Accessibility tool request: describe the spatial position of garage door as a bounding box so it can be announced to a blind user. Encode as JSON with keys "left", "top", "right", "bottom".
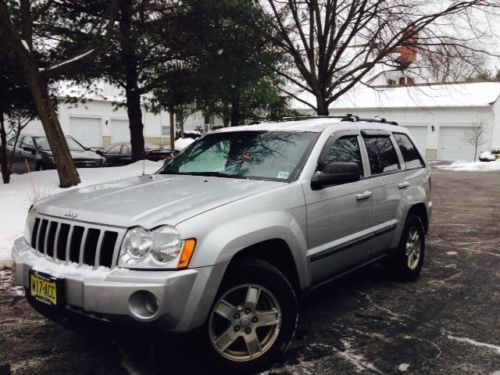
{"left": 405, "top": 126, "right": 428, "bottom": 156}
{"left": 111, "top": 119, "right": 130, "bottom": 143}
{"left": 438, "top": 126, "right": 476, "bottom": 161}
{"left": 69, "top": 117, "right": 102, "bottom": 147}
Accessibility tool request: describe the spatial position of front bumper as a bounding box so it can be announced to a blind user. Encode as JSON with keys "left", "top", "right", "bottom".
{"left": 12, "top": 237, "right": 225, "bottom": 332}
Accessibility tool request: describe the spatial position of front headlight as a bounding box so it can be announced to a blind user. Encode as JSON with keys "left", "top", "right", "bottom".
{"left": 24, "top": 206, "right": 36, "bottom": 244}
{"left": 118, "top": 225, "right": 196, "bottom": 269}
{"left": 151, "top": 226, "right": 183, "bottom": 262}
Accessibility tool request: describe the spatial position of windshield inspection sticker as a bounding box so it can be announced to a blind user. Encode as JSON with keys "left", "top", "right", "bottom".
{"left": 277, "top": 171, "right": 290, "bottom": 179}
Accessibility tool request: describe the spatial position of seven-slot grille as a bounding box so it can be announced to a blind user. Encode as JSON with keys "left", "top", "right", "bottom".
{"left": 30, "top": 217, "right": 120, "bottom": 268}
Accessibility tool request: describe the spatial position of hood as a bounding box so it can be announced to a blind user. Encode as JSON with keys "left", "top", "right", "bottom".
{"left": 43, "top": 150, "right": 103, "bottom": 160}
{"left": 34, "top": 174, "right": 282, "bottom": 228}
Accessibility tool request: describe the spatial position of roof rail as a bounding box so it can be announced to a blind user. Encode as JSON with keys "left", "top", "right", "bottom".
{"left": 248, "top": 114, "right": 398, "bottom": 126}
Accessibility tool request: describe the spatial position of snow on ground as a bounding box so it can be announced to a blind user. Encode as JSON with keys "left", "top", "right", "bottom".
{"left": 436, "top": 160, "right": 500, "bottom": 172}
{"left": 0, "top": 161, "right": 161, "bottom": 270}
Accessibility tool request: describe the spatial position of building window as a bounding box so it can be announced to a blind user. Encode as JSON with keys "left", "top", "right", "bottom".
{"left": 162, "top": 126, "right": 170, "bottom": 136}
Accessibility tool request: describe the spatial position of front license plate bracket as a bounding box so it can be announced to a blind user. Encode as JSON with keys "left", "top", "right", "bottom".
{"left": 29, "top": 270, "right": 65, "bottom": 307}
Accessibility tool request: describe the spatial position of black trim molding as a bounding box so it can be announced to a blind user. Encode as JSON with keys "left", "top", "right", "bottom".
{"left": 310, "top": 223, "right": 397, "bottom": 262}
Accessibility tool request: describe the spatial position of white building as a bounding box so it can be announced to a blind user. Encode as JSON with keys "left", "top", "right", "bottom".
{"left": 23, "top": 82, "right": 221, "bottom": 148}
{"left": 291, "top": 82, "right": 500, "bottom": 161}
{"left": 23, "top": 81, "right": 500, "bottom": 161}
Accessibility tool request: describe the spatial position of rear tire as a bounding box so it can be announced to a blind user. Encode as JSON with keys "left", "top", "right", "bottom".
{"left": 203, "top": 259, "right": 298, "bottom": 374}
{"left": 385, "top": 214, "right": 425, "bottom": 281}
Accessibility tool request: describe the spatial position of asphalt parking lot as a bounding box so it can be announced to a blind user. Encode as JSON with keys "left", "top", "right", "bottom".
{"left": 0, "top": 167, "right": 499, "bottom": 375}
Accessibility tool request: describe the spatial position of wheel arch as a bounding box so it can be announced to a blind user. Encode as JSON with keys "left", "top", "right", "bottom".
{"left": 224, "top": 239, "right": 302, "bottom": 296}
{"left": 408, "top": 202, "right": 429, "bottom": 233}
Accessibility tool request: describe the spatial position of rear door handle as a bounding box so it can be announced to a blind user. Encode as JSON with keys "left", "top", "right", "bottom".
{"left": 356, "top": 191, "right": 372, "bottom": 201}
{"left": 397, "top": 182, "right": 410, "bottom": 189}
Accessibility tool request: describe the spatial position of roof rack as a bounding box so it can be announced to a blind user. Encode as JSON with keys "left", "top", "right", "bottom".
{"left": 250, "top": 114, "right": 398, "bottom": 126}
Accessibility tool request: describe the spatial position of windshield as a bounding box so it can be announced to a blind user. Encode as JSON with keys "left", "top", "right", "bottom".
{"left": 36, "top": 137, "right": 86, "bottom": 152}
{"left": 160, "top": 131, "right": 319, "bottom": 181}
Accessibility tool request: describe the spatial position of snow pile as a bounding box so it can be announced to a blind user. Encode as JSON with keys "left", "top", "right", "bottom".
{"left": 436, "top": 160, "right": 500, "bottom": 172}
{"left": 32, "top": 257, "right": 111, "bottom": 279}
{"left": 0, "top": 161, "right": 161, "bottom": 270}
{"left": 175, "top": 137, "right": 195, "bottom": 151}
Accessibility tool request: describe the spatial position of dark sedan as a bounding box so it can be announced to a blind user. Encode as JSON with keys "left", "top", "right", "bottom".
{"left": 97, "top": 142, "right": 176, "bottom": 166}
{"left": 8, "top": 135, "right": 105, "bottom": 173}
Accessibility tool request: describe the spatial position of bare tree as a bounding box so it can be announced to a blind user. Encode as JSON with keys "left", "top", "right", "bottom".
{"left": 464, "top": 123, "right": 489, "bottom": 161}
{"left": 424, "top": 43, "right": 485, "bottom": 83}
{"left": 0, "top": 0, "right": 117, "bottom": 187}
{"left": 259, "top": 0, "right": 497, "bottom": 115}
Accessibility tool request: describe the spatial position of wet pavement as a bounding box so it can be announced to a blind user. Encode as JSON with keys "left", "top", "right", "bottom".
{"left": 0, "top": 167, "right": 499, "bottom": 374}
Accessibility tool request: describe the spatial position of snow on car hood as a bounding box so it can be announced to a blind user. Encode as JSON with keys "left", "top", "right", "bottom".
{"left": 33, "top": 174, "right": 282, "bottom": 228}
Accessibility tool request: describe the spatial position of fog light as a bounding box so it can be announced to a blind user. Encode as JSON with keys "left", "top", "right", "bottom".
{"left": 144, "top": 292, "right": 159, "bottom": 315}
{"left": 129, "top": 291, "right": 159, "bottom": 319}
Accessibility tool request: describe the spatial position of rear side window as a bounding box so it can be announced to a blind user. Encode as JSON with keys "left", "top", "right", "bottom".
{"left": 322, "top": 136, "right": 363, "bottom": 174}
{"left": 363, "top": 136, "right": 400, "bottom": 175}
{"left": 394, "top": 133, "right": 424, "bottom": 169}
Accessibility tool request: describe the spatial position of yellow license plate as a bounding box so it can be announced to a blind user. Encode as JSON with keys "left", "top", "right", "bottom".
{"left": 30, "top": 272, "right": 58, "bottom": 305}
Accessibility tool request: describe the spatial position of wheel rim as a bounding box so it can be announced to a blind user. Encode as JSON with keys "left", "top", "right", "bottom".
{"left": 209, "top": 284, "right": 282, "bottom": 362}
{"left": 405, "top": 227, "right": 421, "bottom": 270}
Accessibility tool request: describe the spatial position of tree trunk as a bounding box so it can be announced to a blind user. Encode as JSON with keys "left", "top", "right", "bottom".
{"left": 0, "top": 1, "right": 80, "bottom": 188}
{"left": 316, "top": 95, "right": 329, "bottom": 116}
{"left": 178, "top": 111, "right": 184, "bottom": 138}
{"left": 30, "top": 77, "right": 80, "bottom": 187}
{"left": 126, "top": 87, "right": 145, "bottom": 162}
{"left": 169, "top": 110, "right": 175, "bottom": 152}
{"left": 0, "top": 112, "right": 10, "bottom": 184}
{"left": 119, "top": 0, "right": 145, "bottom": 162}
{"left": 230, "top": 95, "right": 241, "bottom": 126}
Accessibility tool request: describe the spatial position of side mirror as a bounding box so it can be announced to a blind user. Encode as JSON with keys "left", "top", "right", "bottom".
{"left": 311, "top": 162, "right": 361, "bottom": 190}
{"left": 95, "top": 150, "right": 103, "bottom": 156}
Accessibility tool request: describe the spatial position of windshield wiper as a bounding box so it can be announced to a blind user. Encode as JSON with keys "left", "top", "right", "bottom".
{"left": 161, "top": 170, "right": 245, "bottom": 179}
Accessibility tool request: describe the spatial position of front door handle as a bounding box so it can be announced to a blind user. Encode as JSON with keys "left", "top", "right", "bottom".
{"left": 356, "top": 191, "right": 372, "bottom": 201}
{"left": 397, "top": 182, "right": 410, "bottom": 189}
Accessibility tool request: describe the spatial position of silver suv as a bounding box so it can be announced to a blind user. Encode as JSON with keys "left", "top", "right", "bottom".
{"left": 12, "top": 116, "right": 431, "bottom": 373}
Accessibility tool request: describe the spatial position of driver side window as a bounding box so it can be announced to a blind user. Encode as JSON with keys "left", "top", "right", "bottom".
{"left": 322, "top": 136, "right": 363, "bottom": 177}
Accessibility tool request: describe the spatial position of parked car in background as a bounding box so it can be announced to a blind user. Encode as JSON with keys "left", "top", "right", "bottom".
{"left": 8, "top": 135, "right": 105, "bottom": 173}
{"left": 479, "top": 150, "right": 499, "bottom": 162}
{"left": 97, "top": 142, "right": 176, "bottom": 166}
{"left": 174, "top": 137, "right": 196, "bottom": 151}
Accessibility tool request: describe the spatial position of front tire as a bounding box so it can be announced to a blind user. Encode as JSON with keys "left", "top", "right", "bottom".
{"left": 385, "top": 214, "right": 426, "bottom": 281}
{"left": 204, "top": 259, "right": 298, "bottom": 374}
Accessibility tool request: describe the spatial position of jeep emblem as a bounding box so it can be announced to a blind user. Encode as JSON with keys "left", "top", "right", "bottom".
{"left": 64, "top": 210, "right": 78, "bottom": 219}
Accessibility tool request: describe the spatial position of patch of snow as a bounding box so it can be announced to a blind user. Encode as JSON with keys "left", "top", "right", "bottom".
{"left": 31, "top": 257, "right": 111, "bottom": 279}
{"left": 398, "top": 363, "right": 410, "bottom": 372}
{"left": 447, "top": 335, "right": 500, "bottom": 355}
{"left": 175, "top": 137, "right": 195, "bottom": 151}
{"left": 437, "top": 160, "right": 500, "bottom": 172}
{"left": 0, "top": 161, "right": 160, "bottom": 269}
{"left": 290, "top": 82, "right": 500, "bottom": 110}
{"left": 21, "top": 39, "right": 29, "bottom": 51}
{"left": 48, "top": 49, "right": 96, "bottom": 72}
{"left": 336, "top": 340, "right": 384, "bottom": 374}
{"left": 446, "top": 251, "right": 458, "bottom": 256}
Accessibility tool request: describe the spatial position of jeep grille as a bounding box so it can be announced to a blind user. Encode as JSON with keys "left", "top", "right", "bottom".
{"left": 30, "top": 217, "right": 121, "bottom": 268}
